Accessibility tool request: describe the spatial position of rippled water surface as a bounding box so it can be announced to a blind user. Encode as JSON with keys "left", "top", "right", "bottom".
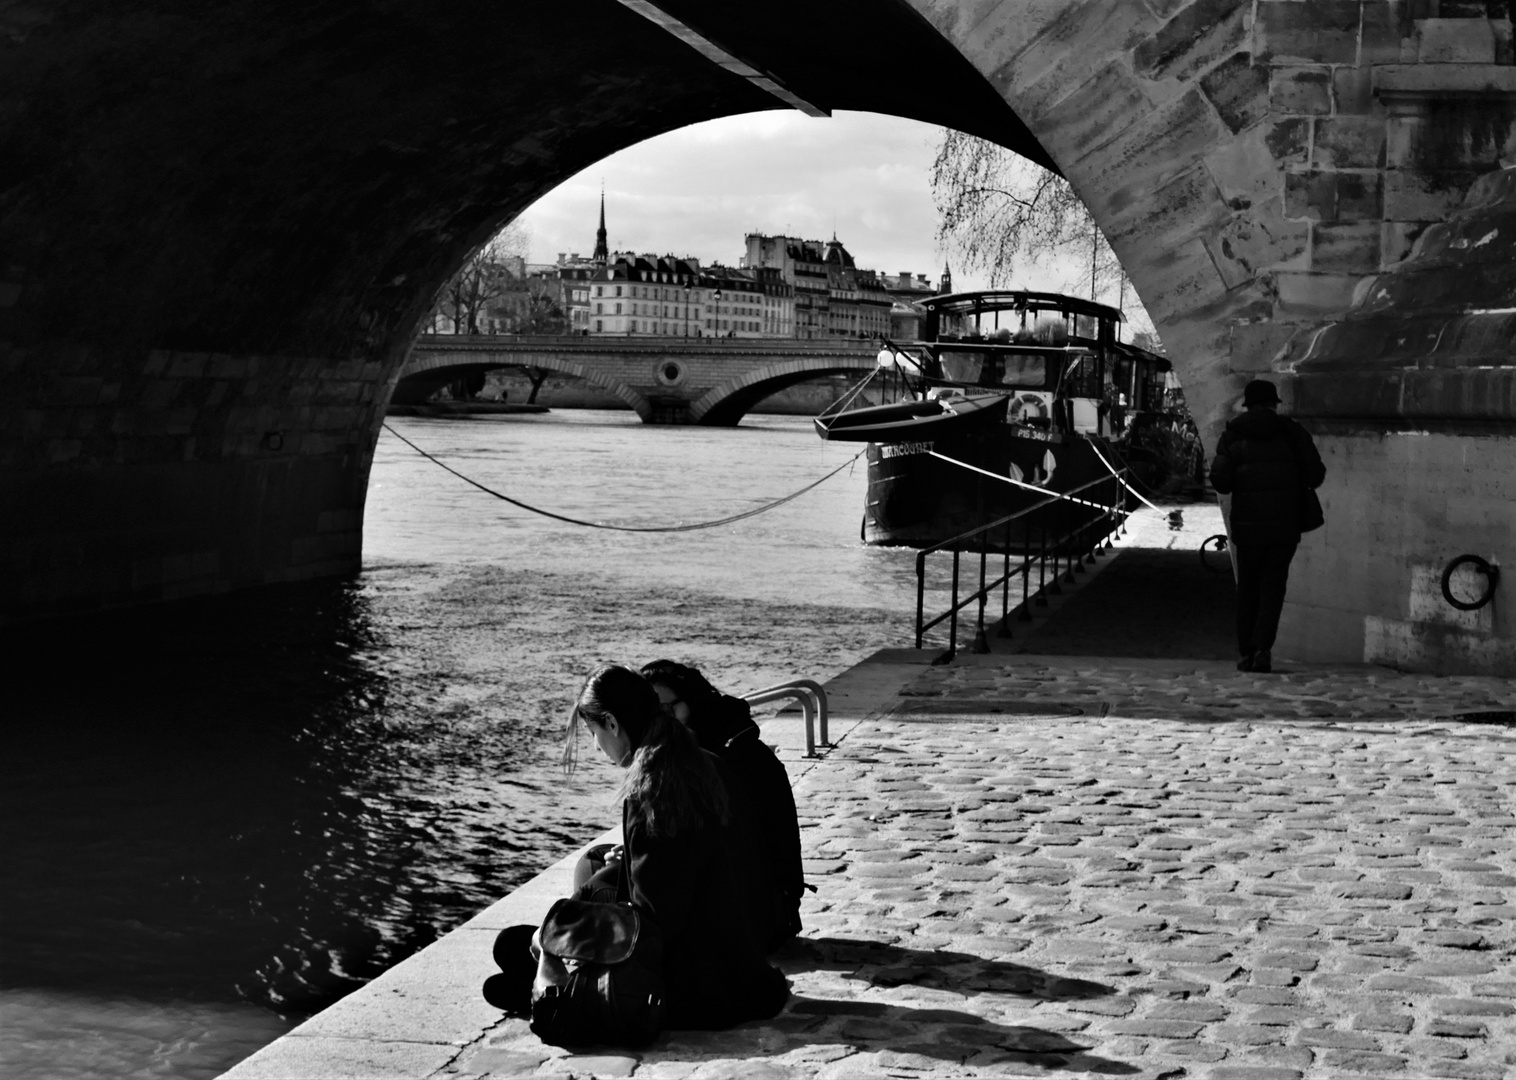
{"left": 1, "top": 410, "right": 948, "bottom": 1079}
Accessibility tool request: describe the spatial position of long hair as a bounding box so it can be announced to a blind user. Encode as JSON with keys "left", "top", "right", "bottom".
{"left": 564, "top": 664, "right": 728, "bottom": 838}
{"left": 639, "top": 659, "right": 724, "bottom": 717}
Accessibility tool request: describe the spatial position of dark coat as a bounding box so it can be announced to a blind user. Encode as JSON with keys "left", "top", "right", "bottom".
{"left": 1209, "top": 409, "right": 1325, "bottom": 545}
{"left": 691, "top": 696, "right": 805, "bottom": 950}
{"left": 619, "top": 802, "right": 789, "bottom": 1029}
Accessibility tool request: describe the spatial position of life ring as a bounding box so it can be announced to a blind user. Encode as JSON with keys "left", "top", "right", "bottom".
{"left": 1440, "top": 554, "right": 1500, "bottom": 611}
{"left": 1008, "top": 392, "right": 1049, "bottom": 423}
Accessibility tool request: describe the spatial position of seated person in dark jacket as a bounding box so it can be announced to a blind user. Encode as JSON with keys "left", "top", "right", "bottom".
{"left": 484, "top": 664, "right": 788, "bottom": 1032}
{"left": 640, "top": 660, "right": 805, "bottom": 952}
{"left": 1209, "top": 379, "right": 1326, "bottom": 673}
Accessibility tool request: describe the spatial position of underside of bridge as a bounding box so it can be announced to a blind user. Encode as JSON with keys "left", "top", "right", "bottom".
{"left": 2, "top": 2, "right": 1512, "bottom": 671}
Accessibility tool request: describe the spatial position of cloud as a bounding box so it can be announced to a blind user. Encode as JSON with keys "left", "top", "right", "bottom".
{"left": 516, "top": 111, "right": 960, "bottom": 285}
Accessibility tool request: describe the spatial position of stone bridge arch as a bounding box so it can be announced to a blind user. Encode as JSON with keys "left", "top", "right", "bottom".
{"left": 391, "top": 348, "right": 652, "bottom": 416}
{"left": 690, "top": 359, "right": 876, "bottom": 427}
{"left": 400, "top": 337, "right": 876, "bottom": 424}
{"left": 3, "top": 3, "right": 1512, "bottom": 670}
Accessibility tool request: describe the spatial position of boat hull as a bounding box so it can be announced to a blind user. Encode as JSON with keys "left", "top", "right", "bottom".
{"left": 863, "top": 427, "right": 1128, "bottom": 552}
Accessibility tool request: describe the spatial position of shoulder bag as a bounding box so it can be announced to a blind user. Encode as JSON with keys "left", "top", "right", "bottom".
{"left": 530, "top": 803, "right": 664, "bottom": 1048}
{"left": 529, "top": 897, "right": 665, "bottom": 1047}
{"left": 1287, "top": 422, "right": 1324, "bottom": 533}
{"left": 1298, "top": 486, "right": 1324, "bottom": 533}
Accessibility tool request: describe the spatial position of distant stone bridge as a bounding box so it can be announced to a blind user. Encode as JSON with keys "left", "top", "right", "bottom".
{"left": 396, "top": 335, "right": 877, "bottom": 424}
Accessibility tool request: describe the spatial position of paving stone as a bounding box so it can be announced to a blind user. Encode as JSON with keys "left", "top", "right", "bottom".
{"left": 1254, "top": 952, "right": 1319, "bottom": 972}
{"left": 1105, "top": 1018, "right": 1205, "bottom": 1039}
{"left": 1431, "top": 998, "right": 1516, "bottom": 1017}
{"left": 1247, "top": 1005, "right": 1311, "bottom": 1026}
{"left": 1319, "top": 1048, "right": 1409, "bottom": 1072}
{"left": 1408, "top": 959, "right": 1499, "bottom": 976}
{"left": 1157, "top": 1039, "right": 1228, "bottom": 1061}
{"left": 1148, "top": 999, "right": 1229, "bottom": 1022}
{"left": 1404, "top": 1037, "right": 1471, "bottom": 1059}
{"left": 1365, "top": 975, "right": 1450, "bottom": 994}
{"left": 1231, "top": 988, "right": 1299, "bottom": 1005}
{"left": 1351, "top": 1009, "right": 1414, "bottom": 1033}
{"left": 1421, "top": 1063, "right": 1512, "bottom": 1080}
{"left": 1209, "top": 1024, "right": 1288, "bottom": 1045}
{"left": 1293, "top": 1029, "right": 1382, "bottom": 1049}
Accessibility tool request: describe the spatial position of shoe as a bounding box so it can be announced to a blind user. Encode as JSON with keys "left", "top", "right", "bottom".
{"left": 1253, "top": 649, "right": 1271, "bottom": 673}
{"left": 1236, "top": 654, "right": 1255, "bottom": 672}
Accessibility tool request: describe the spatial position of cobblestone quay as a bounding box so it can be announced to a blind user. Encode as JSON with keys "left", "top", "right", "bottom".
{"left": 224, "top": 511, "right": 1515, "bottom": 1080}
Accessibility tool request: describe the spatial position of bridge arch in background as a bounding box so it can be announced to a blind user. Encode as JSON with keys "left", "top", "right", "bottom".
{"left": 391, "top": 350, "right": 654, "bottom": 419}
{"left": 2, "top": 2, "right": 1511, "bottom": 670}
{"left": 690, "top": 361, "right": 877, "bottom": 427}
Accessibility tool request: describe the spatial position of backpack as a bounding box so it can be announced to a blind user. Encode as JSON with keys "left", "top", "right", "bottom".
{"left": 529, "top": 897, "right": 665, "bottom": 1048}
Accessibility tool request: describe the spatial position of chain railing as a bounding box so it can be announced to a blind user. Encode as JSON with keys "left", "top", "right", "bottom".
{"left": 914, "top": 469, "right": 1132, "bottom": 663}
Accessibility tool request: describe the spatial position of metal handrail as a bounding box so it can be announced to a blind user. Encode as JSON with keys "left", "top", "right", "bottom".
{"left": 914, "top": 468, "right": 1131, "bottom": 662}
{"left": 743, "top": 679, "right": 830, "bottom": 758}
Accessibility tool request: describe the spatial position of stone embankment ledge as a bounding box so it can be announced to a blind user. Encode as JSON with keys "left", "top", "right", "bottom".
{"left": 223, "top": 523, "right": 1515, "bottom": 1080}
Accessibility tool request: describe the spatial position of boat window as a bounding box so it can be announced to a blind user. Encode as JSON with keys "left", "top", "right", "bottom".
{"left": 937, "top": 349, "right": 984, "bottom": 383}
{"left": 1061, "top": 352, "right": 1102, "bottom": 398}
{"left": 997, "top": 354, "right": 1047, "bottom": 387}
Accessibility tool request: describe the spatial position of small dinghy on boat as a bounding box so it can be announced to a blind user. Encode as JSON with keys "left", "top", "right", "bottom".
{"left": 813, "top": 392, "right": 1009, "bottom": 443}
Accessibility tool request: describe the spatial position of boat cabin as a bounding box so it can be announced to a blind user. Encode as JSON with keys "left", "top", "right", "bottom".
{"left": 908, "top": 290, "right": 1170, "bottom": 436}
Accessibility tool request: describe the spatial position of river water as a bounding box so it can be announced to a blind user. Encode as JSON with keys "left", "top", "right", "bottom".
{"left": 1, "top": 410, "right": 952, "bottom": 1080}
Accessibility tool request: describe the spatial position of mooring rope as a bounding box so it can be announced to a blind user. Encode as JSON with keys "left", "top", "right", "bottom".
{"left": 1086, "top": 438, "right": 1163, "bottom": 511}
{"left": 817, "top": 367, "right": 879, "bottom": 419}
{"left": 381, "top": 421, "right": 866, "bottom": 533}
{"left": 927, "top": 451, "right": 1123, "bottom": 513}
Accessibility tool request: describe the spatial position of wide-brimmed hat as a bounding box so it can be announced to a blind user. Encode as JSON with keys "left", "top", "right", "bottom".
{"left": 1242, "top": 379, "right": 1281, "bottom": 407}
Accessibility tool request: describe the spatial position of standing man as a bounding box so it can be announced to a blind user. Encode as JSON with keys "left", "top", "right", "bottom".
{"left": 1209, "top": 379, "right": 1326, "bottom": 672}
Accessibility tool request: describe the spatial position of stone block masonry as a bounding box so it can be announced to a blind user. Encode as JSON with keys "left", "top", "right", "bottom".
{"left": 0, "top": 343, "right": 381, "bottom": 622}
{"left": 1282, "top": 428, "right": 1515, "bottom": 674}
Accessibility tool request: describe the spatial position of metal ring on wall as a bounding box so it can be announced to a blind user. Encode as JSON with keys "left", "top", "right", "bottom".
{"left": 1200, "top": 534, "right": 1231, "bottom": 574}
{"left": 1441, "top": 554, "right": 1500, "bottom": 611}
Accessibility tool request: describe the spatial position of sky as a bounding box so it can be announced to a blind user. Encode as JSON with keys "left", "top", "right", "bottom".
{"left": 512, "top": 109, "right": 1153, "bottom": 335}
{"left": 515, "top": 110, "right": 979, "bottom": 290}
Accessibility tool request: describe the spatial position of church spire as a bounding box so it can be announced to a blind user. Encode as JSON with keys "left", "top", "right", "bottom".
{"left": 593, "top": 187, "right": 608, "bottom": 265}
{"left": 939, "top": 261, "right": 953, "bottom": 295}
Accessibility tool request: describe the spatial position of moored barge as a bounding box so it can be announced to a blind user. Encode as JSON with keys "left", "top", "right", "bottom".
{"left": 815, "top": 290, "right": 1175, "bottom": 550}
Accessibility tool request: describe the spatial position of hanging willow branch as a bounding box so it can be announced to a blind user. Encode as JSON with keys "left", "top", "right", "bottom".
{"left": 930, "top": 130, "right": 1129, "bottom": 303}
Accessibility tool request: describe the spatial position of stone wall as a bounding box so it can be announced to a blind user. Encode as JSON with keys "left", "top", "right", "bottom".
{"left": 1283, "top": 428, "right": 1514, "bottom": 673}
{"left": 915, "top": 0, "right": 1514, "bottom": 672}
{"left": 0, "top": 342, "right": 384, "bottom": 616}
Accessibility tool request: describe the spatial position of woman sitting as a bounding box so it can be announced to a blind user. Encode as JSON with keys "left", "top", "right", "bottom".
{"left": 488, "top": 664, "right": 788, "bottom": 1032}
{"left": 640, "top": 660, "right": 805, "bottom": 951}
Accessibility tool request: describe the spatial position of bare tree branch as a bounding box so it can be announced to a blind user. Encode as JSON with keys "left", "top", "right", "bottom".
{"left": 930, "top": 129, "right": 1133, "bottom": 307}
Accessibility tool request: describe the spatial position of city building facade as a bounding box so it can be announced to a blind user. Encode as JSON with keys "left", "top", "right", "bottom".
{"left": 534, "top": 202, "right": 940, "bottom": 339}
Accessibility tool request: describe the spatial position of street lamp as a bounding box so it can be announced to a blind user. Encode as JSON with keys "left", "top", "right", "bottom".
{"left": 683, "top": 283, "right": 690, "bottom": 338}
{"left": 713, "top": 287, "right": 722, "bottom": 337}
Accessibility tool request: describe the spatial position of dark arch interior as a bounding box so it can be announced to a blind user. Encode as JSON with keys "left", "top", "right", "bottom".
{"left": 2, "top": 0, "right": 1058, "bottom": 621}
{"left": 4, "top": 1, "right": 1049, "bottom": 371}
